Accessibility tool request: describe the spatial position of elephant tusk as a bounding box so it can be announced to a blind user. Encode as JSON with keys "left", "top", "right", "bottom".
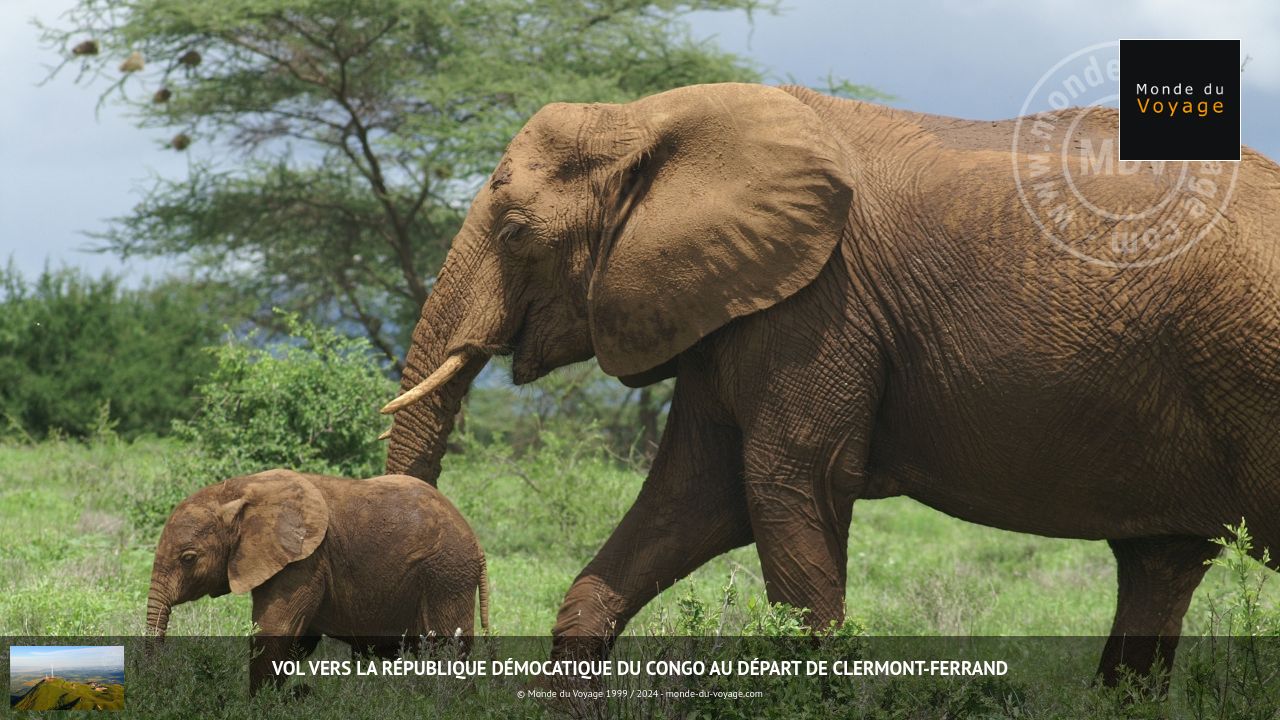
{"left": 377, "top": 427, "right": 393, "bottom": 441}
{"left": 380, "top": 353, "right": 468, "bottom": 414}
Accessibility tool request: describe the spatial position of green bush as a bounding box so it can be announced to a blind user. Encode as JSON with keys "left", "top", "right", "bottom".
{"left": 0, "top": 262, "right": 234, "bottom": 440}
{"left": 128, "top": 313, "right": 394, "bottom": 531}
{"left": 1180, "top": 520, "right": 1280, "bottom": 718}
{"left": 175, "top": 311, "right": 395, "bottom": 478}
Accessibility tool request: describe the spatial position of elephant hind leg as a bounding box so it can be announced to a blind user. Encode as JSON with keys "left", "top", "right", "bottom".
{"left": 1098, "top": 536, "right": 1219, "bottom": 687}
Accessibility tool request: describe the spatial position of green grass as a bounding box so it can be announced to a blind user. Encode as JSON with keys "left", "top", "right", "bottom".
{"left": 4, "top": 436, "right": 1280, "bottom": 718}
{"left": 0, "top": 438, "right": 246, "bottom": 636}
{"left": 0, "top": 434, "right": 1274, "bottom": 637}
{"left": 0, "top": 436, "right": 1092, "bottom": 637}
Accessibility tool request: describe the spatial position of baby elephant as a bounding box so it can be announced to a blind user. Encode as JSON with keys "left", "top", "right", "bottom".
{"left": 145, "top": 469, "right": 489, "bottom": 692}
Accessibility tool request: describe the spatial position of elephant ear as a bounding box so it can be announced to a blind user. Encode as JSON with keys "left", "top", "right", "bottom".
{"left": 588, "top": 83, "right": 853, "bottom": 377}
{"left": 220, "top": 470, "right": 329, "bottom": 594}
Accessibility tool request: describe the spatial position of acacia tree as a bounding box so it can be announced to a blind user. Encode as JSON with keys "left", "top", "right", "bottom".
{"left": 40, "top": 0, "right": 768, "bottom": 371}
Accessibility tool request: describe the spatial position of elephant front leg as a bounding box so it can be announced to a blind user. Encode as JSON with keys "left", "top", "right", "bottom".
{"left": 742, "top": 461, "right": 860, "bottom": 631}
{"left": 248, "top": 576, "right": 322, "bottom": 695}
{"left": 740, "top": 386, "right": 876, "bottom": 632}
{"left": 551, "top": 383, "right": 752, "bottom": 658}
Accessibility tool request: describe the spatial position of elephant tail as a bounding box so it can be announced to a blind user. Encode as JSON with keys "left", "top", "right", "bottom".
{"left": 477, "top": 546, "right": 490, "bottom": 633}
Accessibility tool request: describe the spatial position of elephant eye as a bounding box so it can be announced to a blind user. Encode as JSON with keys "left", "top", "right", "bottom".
{"left": 496, "top": 221, "right": 523, "bottom": 247}
{"left": 180, "top": 551, "right": 197, "bottom": 565}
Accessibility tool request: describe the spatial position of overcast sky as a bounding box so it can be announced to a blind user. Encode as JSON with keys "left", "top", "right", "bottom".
{"left": 2, "top": 0, "right": 1276, "bottom": 284}
{"left": 9, "top": 645, "right": 124, "bottom": 671}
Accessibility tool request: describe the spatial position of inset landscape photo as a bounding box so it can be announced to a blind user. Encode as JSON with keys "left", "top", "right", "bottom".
{"left": 9, "top": 646, "right": 124, "bottom": 711}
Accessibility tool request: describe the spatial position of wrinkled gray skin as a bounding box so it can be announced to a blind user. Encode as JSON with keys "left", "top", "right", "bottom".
{"left": 146, "top": 470, "right": 489, "bottom": 693}
{"left": 383, "top": 82, "right": 1280, "bottom": 684}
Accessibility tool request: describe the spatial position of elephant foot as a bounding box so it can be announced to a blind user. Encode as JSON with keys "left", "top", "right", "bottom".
{"left": 550, "top": 633, "right": 613, "bottom": 663}
{"left": 550, "top": 575, "right": 628, "bottom": 661}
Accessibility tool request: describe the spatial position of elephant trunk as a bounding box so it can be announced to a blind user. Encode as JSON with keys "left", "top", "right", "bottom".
{"left": 385, "top": 232, "right": 497, "bottom": 484}
{"left": 145, "top": 590, "right": 171, "bottom": 639}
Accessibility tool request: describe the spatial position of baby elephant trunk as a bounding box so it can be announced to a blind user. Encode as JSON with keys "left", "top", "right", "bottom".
{"left": 145, "top": 588, "right": 171, "bottom": 639}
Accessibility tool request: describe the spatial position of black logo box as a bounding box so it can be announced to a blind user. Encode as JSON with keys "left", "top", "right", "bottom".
{"left": 1119, "top": 39, "right": 1241, "bottom": 161}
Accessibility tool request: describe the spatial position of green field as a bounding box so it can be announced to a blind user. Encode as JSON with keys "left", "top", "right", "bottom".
{"left": 11, "top": 677, "right": 125, "bottom": 711}
{"left": 3, "top": 437, "right": 1279, "bottom": 717}
{"left": 0, "top": 435, "right": 1266, "bottom": 637}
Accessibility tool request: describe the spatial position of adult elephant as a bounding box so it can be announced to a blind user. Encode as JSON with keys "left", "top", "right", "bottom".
{"left": 381, "top": 82, "right": 1280, "bottom": 682}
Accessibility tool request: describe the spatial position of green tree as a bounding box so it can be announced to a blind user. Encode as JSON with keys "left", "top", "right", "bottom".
{"left": 0, "top": 262, "right": 241, "bottom": 440}
{"left": 40, "top": 0, "right": 769, "bottom": 368}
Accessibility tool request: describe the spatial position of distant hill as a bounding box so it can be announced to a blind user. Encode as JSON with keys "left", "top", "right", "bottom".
{"left": 10, "top": 677, "right": 124, "bottom": 711}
